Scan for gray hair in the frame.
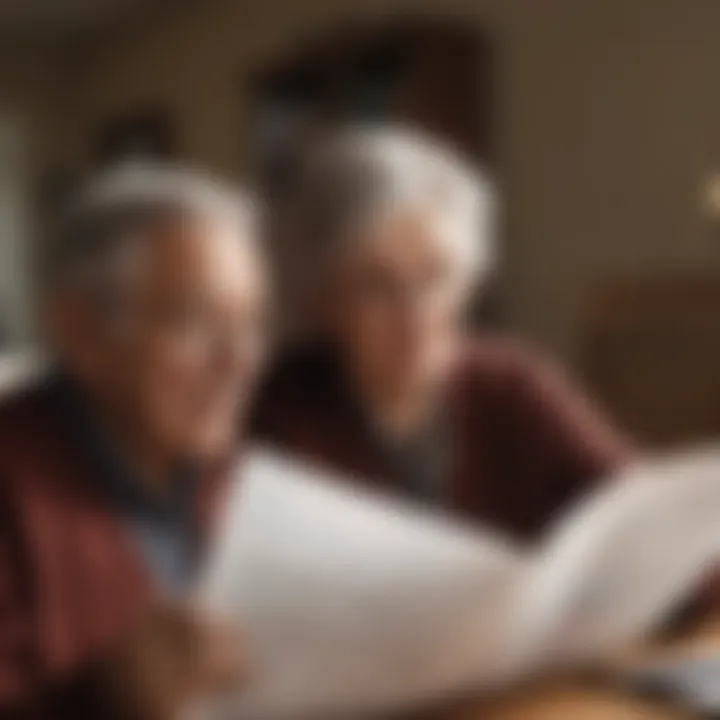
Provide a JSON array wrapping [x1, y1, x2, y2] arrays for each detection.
[[288, 125, 496, 284], [44, 163, 258, 299]]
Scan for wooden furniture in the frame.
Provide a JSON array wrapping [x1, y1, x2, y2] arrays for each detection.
[[434, 617, 720, 720], [449, 686, 692, 720], [436, 619, 720, 719], [249, 20, 493, 196]]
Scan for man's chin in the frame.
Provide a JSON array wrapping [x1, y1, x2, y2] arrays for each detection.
[[182, 430, 238, 465]]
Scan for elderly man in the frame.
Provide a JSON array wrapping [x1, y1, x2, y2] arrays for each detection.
[[0, 168, 266, 718], [253, 126, 631, 541]]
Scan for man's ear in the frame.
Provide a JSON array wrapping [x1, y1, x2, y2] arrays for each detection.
[[42, 289, 104, 379]]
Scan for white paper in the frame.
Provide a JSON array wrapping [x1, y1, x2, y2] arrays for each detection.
[[197, 449, 523, 719], [196, 446, 720, 720], [508, 448, 720, 669]]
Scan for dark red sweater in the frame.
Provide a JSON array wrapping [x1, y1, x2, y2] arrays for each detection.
[[0, 341, 630, 716], [0, 382, 227, 718], [252, 339, 632, 541]]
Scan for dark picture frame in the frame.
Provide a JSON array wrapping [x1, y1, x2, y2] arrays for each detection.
[[95, 110, 176, 167]]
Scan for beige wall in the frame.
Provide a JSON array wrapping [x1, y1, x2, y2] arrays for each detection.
[[500, 0, 720, 364], [0, 47, 83, 340], [0, 47, 80, 176], [9, 0, 720, 365]]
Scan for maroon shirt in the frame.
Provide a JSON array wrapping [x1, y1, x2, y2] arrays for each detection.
[[0, 381, 227, 718], [252, 339, 632, 541]]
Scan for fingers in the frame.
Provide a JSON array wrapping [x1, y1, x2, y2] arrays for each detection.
[[150, 603, 245, 695], [108, 601, 245, 720], [195, 613, 246, 692]]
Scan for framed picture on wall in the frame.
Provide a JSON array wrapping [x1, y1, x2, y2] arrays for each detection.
[[246, 19, 500, 328], [95, 110, 176, 167]]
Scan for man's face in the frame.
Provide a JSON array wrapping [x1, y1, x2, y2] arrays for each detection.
[[332, 209, 468, 399], [58, 213, 268, 462]]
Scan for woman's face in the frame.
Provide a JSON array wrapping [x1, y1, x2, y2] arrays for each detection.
[[331, 208, 470, 398]]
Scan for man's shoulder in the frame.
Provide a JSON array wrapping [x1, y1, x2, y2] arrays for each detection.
[[0, 380, 52, 430], [0, 380, 64, 476]]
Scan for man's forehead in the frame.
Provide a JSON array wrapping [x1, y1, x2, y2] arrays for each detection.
[[137, 212, 265, 298]]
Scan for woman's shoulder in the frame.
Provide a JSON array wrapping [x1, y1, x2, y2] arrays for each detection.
[[454, 336, 565, 392], [457, 336, 628, 451], [0, 377, 79, 502]]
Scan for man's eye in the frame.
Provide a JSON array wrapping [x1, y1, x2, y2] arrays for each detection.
[[163, 303, 205, 324], [424, 264, 452, 288], [358, 274, 396, 296]]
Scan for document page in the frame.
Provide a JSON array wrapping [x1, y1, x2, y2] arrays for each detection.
[[196, 446, 720, 719], [197, 449, 524, 720], [509, 448, 720, 670]]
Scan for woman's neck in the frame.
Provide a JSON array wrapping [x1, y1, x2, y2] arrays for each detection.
[[355, 374, 443, 442]]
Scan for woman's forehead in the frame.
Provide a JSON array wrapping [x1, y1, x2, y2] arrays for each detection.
[[347, 207, 459, 268]]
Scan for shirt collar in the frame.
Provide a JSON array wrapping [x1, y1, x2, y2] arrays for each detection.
[[46, 372, 198, 521]]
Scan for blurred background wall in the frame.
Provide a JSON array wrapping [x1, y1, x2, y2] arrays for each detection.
[[3, 0, 720, 444]]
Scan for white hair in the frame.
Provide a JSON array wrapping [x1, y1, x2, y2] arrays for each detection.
[[45, 163, 258, 295], [290, 125, 496, 284]]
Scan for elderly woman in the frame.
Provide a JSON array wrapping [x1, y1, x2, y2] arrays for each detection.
[[0, 167, 265, 718], [253, 127, 631, 541]]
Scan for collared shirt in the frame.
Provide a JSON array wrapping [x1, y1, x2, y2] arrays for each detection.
[[337, 361, 452, 506], [369, 417, 450, 505], [48, 374, 199, 595]]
